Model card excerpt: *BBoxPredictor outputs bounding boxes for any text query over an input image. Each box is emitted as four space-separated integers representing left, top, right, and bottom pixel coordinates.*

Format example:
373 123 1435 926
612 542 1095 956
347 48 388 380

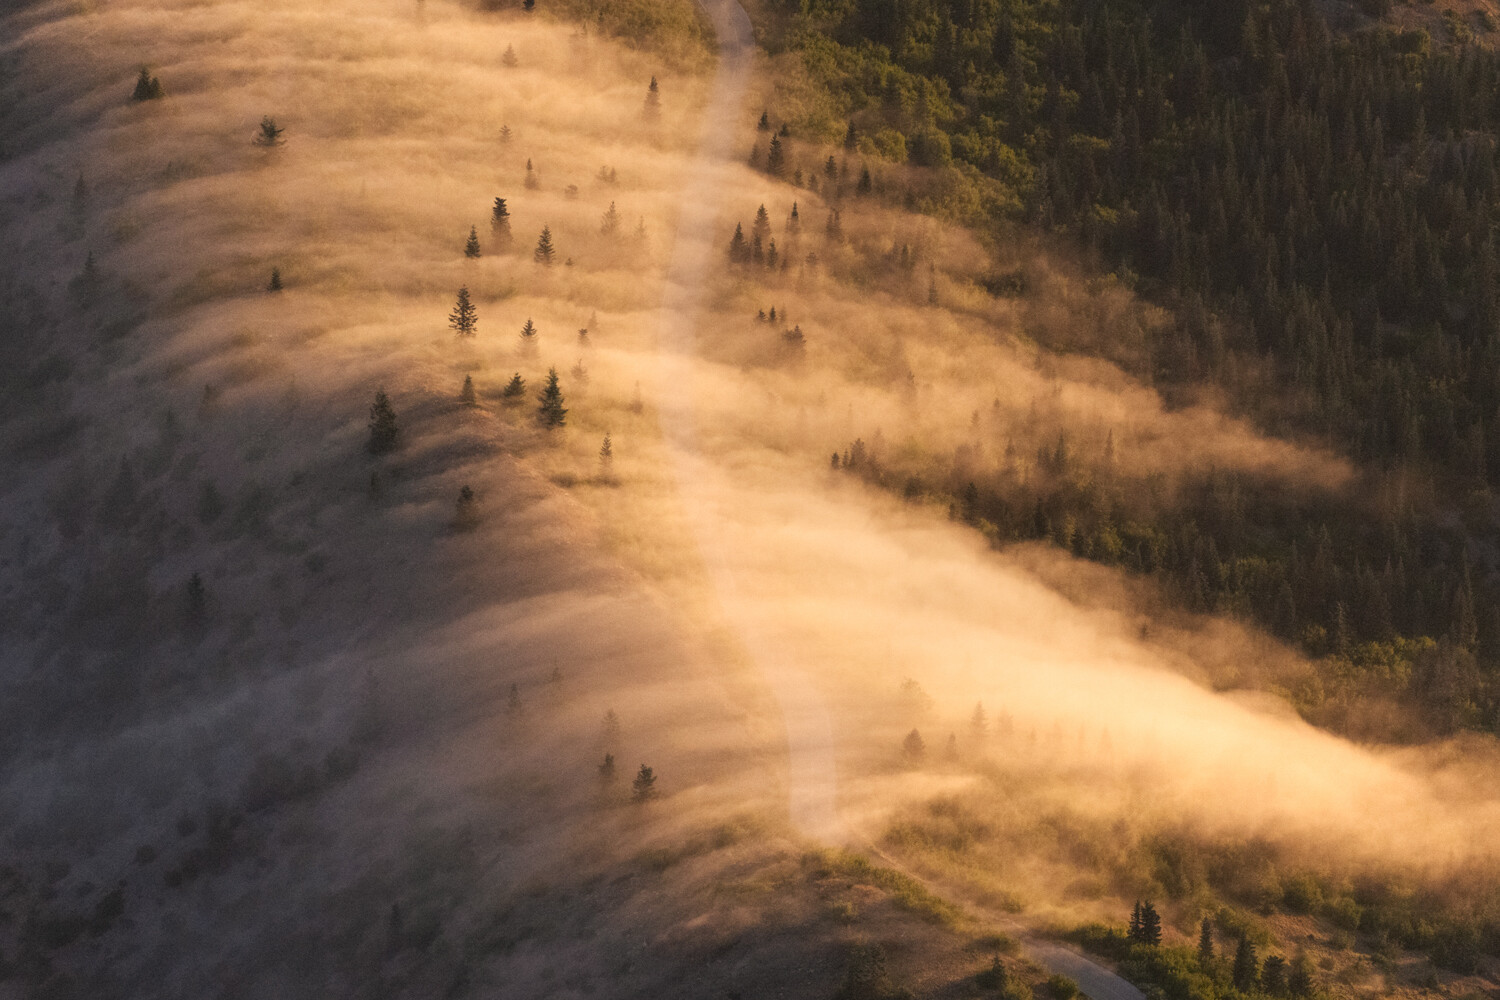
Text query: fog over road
654 3 1147 995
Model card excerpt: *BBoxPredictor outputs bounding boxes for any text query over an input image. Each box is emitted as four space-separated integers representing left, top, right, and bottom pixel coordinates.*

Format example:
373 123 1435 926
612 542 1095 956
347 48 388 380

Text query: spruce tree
728 223 748 263
1231 938 1259 992
752 204 771 242
131 66 164 101
491 197 512 247
857 165 872 194
757 109 770 131
267 268 282 292
368 390 399 454
600 201 620 236
254 116 284 146
598 753 616 785
502 373 526 401
498 124 512 143
599 432 613 476
460 374 477 406
534 225 556 265
536 367 567 428
1287 955 1314 996
643 77 660 120
826 209 842 240
766 134 785 176
970 701 987 738
632 763 657 801
449 286 478 337
519 317 538 347
1261 955 1288 996
1140 901 1162 945
1129 901 1143 941
524 158 539 189
502 44 518 67
465 225 481 258
1197 919 1214 966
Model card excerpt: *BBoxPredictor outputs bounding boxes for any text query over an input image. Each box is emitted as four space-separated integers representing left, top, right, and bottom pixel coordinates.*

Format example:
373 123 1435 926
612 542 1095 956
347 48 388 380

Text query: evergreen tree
976 955 1008 990
1232 938 1259 992
534 224 556 265
970 701 987 738
857 165 872 194
454 485 478 530
598 752 616 785
460 374 477 406
826 209 843 240
519 317 538 348
498 124 512 143
522 0 534 12
643 76 660 120
1261 955 1288 996
600 201 620 236
368 390 399 454
1129 901 1143 941
632 763 657 801
902 728 926 763
524 158 539 189
1197 918 1214 966
766 134 786 176
267 268 282 292
728 223 749 263
599 432 613 475
1287 955 1314 997
491 197 512 247
254 116 284 146
465 225 481 258
502 44 518 67
449 286 478 337
536 367 567 428
1140 901 1162 945
502 372 526 401
131 66 164 101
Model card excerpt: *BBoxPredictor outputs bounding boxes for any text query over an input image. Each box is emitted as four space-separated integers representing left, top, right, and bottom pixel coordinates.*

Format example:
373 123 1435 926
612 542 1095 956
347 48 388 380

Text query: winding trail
652 4 1143 996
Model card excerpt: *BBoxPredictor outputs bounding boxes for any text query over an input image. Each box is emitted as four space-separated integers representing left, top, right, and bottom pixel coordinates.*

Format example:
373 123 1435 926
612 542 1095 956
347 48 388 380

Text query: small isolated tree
902 728 925 764
757 109 770 131
598 753 616 786
131 66 164 102
254 116 285 147
632 763 657 801
454 485 478 530
534 225 556 265
536 367 567 428
643 76 660 120
600 201 620 236
464 225 481 258
491 197 512 247
502 44 518 67
598 433 613 478
368 390 398 454
499 124 513 143
459 374 477 406
970 701 987 738
766 133 786 176
449 286 478 337
267 267 282 292
1197 918 1214 966
519 317 538 348
502 372 526 402
524 158 540 189
975 955 1008 991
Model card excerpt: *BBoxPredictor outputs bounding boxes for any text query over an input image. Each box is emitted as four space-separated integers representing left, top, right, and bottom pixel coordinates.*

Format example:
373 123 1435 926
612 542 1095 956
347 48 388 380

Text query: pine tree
460 374 477 406
499 124 512 143
491 197 512 247
758 110 770 131
1129 901 1143 941
598 753 616 785
643 77 660 120
502 44 518 67
502 372 526 401
254 116 285 146
857 165 873 194
970 701 987 738
454 485 478 530
1140 901 1162 945
728 223 748 263
632 763 657 801
449 286 478 337
519 317 538 348
1232 938 1259 992
788 201 801 233
368 390 399 454
536 367 567 428
1261 955 1288 996
1197 918 1214 966
902 728 925 763
465 225 482 258
131 66 164 102
600 201 620 236
534 225 556 265
825 209 842 241
267 267 282 292
976 956 1008 990
1287 955 1314 996
766 134 786 176
599 433 614 477
524 158 539 189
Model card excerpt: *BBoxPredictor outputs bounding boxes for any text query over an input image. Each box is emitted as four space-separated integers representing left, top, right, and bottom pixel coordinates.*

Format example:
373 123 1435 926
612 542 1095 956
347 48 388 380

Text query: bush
1046 974 1078 999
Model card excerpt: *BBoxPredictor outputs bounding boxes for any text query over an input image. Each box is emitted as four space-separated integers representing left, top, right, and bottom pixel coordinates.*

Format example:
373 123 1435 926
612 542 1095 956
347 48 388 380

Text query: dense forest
744 0 1500 738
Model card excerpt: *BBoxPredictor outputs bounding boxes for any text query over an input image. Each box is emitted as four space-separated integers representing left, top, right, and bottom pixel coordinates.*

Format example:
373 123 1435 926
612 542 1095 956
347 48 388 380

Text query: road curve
653 5 1146 997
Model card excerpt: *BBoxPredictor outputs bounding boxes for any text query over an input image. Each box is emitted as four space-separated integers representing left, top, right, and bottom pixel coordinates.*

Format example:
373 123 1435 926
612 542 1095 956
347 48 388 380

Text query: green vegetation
804 848 962 926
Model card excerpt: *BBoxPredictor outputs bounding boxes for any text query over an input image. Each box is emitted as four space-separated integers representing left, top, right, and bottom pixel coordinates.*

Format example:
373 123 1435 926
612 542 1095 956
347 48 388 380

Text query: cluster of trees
1076 915 1316 1000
